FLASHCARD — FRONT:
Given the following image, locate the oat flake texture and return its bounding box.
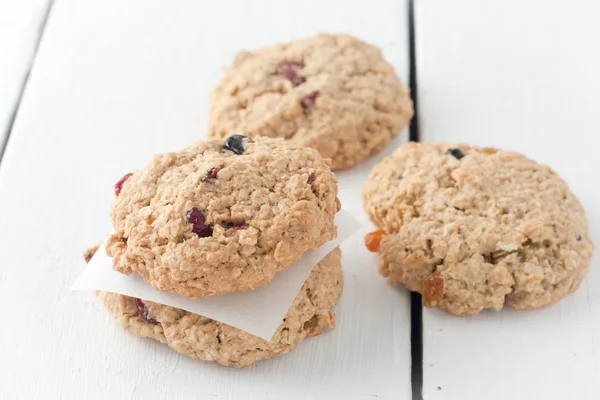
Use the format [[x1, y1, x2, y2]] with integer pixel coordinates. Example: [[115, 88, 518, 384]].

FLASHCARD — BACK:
[[362, 142, 594, 315], [90, 246, 343, 367], [207, 33, 414, 169], [106, 136, 340, 299]]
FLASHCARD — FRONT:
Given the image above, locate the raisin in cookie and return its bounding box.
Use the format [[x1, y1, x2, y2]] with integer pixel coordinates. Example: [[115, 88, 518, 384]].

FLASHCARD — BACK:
[[362, 142, 594, 316], [94, 247, 343, 368], [207, 33, 414, 170], [106, 135, 340, 299]]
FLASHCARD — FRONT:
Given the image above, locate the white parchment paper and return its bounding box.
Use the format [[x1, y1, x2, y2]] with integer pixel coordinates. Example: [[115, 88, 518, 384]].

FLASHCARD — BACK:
[[71, 210, 360, 340]]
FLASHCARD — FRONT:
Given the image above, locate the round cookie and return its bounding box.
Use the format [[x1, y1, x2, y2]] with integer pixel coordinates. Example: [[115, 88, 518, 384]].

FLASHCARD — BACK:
[[362, 142, 594, 316], [96, 247, 343, 368], [207, 33, 414, 169], [106, 135, 340, 299]]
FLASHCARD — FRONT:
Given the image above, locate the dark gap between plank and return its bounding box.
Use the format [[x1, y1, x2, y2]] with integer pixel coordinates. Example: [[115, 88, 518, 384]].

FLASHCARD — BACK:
[[408, 0, 420, 144], [408, 1, 423, 399], [0, 0, 55, 166]]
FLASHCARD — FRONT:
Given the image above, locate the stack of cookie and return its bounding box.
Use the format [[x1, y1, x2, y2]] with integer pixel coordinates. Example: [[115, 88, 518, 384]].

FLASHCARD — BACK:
[[362, 142, 594, 315], [82, 33, 415, 366], [88, 135, 343, 367]]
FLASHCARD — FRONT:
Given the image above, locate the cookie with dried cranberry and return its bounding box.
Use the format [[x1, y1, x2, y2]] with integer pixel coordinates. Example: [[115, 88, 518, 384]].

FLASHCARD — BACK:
[[362, 142, 594, 315], [106, 135, 340, 298], [207, 33, 414, 169], [95, 247, 343, 368]]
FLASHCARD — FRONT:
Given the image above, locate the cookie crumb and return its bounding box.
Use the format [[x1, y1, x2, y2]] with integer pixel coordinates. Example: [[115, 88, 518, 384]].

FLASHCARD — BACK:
[[83, 244, 100, 263]]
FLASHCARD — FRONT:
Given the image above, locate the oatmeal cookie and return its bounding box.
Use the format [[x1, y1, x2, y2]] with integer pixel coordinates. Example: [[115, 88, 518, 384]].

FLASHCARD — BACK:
[[107, 135, 339, 298], [362, 142, 594, 315], [207, 33, 413, 169], [84, 246, 344, 367], [93, 247, 343, 367]]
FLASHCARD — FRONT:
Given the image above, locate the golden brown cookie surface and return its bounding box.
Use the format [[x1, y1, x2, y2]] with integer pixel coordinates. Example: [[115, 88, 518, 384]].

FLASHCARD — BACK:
[[363, 142, 594, 315], [207, 34, 413, 169], [97, 248, 343, 367], [107, 136, 339, 298]]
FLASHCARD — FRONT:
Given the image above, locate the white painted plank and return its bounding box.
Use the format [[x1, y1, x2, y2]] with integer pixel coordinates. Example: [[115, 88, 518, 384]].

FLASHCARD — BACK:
[[0, 0, 49, 143], [417, 1, 600, 399], [0, 0, 412, 399]]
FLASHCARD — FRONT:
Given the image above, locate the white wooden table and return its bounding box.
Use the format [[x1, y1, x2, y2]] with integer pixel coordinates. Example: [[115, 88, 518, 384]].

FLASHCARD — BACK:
[[1, 0, 599, 399], [417, 1, 600, 398], [0, 0, 50, 147], [0, 0, 412, 399]]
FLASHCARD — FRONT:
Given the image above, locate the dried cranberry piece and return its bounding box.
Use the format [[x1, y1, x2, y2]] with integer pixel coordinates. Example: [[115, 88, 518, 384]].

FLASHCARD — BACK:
[[223, 221, 247, 231], [224, 135, 247, 155], [135, 298, 158, 325], [186, 208, 213, 237], [307, 174, 316, 184], [278, 61, 303, 75], [201, 166, 221, 183], [301, 91, 320, 109], [447, 148, 464, 160], [291, 75, 306, 86], [278, 61, 306, 86], [114, 173, 133, 196]]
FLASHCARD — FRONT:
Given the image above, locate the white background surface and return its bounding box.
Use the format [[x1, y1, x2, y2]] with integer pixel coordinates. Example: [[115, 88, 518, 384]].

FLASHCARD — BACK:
[[0, 0, 49, 142], [417, 1, 600, 399], [0, 0, 412, 399], [2, 0, 600, 399]]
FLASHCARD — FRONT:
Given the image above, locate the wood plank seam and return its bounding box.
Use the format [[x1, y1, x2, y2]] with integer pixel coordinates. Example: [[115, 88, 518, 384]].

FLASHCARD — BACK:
[[408, 0, 420, 144], [0, 0, 55, 166], [408, 1, 423, 399]]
